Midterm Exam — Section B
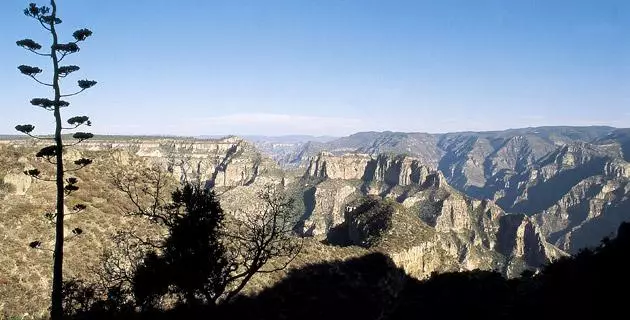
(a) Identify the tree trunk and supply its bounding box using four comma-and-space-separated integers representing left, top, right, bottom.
49, 0, 65, 318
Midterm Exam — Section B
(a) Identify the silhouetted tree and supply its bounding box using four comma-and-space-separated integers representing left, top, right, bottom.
106, 154, 302, 308
15, 1, 97, 318
133, 183, 233, 308
62, 279, 99, 316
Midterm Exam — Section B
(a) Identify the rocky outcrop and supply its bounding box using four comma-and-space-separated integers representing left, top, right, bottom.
149, 138, 283, 188
404, 182, 559, 276
263, 130, 630, 253
305, 152, 371, 180
8, 137, 285, 190
2, 173, 31, 195
389, 238, 462, 278
487, 135, 556, 176
283, 128, 630, 253
435, 134, 630, 252
305, 152, 432, 186
604, 160, 630, 179
298, 151, 562, 278
299, 154, 439, 237
438, 136, 493, 189
496, 214, 548, 272
533, 176, 630, 253
330, 192, 561, 279
371, 155, 431, 186
301, 181, 357, 237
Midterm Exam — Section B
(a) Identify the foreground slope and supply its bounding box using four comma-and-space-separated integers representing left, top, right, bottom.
70, 222, 630, 320
1, 135, 566, 317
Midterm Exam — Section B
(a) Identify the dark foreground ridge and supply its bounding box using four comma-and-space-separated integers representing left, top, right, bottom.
68, 222, 630, 320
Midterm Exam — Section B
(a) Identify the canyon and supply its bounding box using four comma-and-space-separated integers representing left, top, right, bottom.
1, 126, 629, 316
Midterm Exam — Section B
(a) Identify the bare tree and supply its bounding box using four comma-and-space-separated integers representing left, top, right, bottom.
15, 2, 97, 318
223, 184, 303, 301
106, 150, 178, 225
104, 158, 302, 306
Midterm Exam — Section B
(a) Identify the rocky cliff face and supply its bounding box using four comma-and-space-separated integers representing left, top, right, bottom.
5, 137, 284, 190
300, 153, 434, 236
278, 127, 630, 253
306, 152, 432, 185
436, 131, 630, 254
471, 142, 630, 253
297, 152, 562, 278
532, 176, 630, 253
305, 152, 372, 180
300, 180, 358, 237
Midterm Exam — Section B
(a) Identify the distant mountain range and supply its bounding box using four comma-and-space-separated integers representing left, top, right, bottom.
243, 126, 619, 166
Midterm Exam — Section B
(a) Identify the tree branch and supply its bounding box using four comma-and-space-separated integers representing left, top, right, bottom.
27, 48, 51, 57
33, 246, 55, 254
39, 19, 52, 31
31, 175, 56, 182
258, 238, 303, 274
116, 230, 166, 250
29, 75, 53, 87
64, 139, 90, 147
22, 132, 55, 140
58, 52, 68, 62
63, 165, 89, 173
60, 88, 86, 98
44, 157, 57, 165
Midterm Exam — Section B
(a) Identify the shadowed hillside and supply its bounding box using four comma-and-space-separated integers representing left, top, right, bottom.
64, 221, 630, 320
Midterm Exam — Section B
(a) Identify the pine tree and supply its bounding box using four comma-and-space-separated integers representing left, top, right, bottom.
15, 1, 97, 318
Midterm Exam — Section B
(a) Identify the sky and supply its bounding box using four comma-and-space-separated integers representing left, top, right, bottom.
1, 0, 629, 137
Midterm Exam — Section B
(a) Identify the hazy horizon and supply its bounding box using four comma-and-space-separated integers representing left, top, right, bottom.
1, 124, 626, 140
2, 0, 628, 136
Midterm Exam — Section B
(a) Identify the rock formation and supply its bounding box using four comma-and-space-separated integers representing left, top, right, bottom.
297, 152, 563, 278
271, 126, 630, 252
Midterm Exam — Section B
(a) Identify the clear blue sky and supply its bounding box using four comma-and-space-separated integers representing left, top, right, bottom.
1, 0, 629, 136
